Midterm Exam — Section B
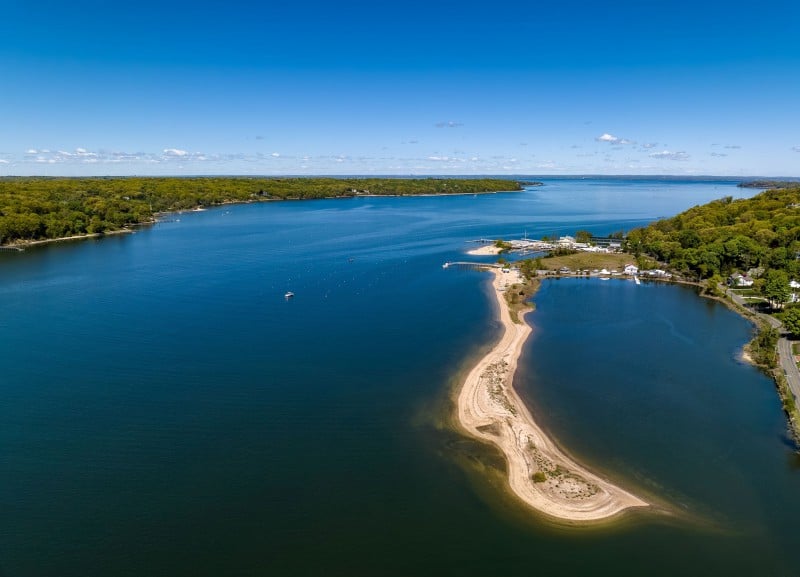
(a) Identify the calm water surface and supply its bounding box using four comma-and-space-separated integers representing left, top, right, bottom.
1, 178, 795, 576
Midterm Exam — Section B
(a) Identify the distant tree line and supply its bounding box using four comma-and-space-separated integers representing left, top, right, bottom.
0, 177, 522, 244
738, 180, 800, 189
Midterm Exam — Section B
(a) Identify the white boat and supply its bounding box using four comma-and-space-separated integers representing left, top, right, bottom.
285, 291, 295, 299
634, 276, 641, 285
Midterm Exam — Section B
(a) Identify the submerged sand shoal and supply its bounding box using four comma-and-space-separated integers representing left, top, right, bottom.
456, 268, 648, 521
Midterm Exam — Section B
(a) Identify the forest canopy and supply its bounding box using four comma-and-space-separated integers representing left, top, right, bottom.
0, 177, 522, 244
625, 187, 800, 280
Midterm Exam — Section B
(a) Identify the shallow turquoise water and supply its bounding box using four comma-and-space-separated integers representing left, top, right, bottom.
1, 178, 794, 576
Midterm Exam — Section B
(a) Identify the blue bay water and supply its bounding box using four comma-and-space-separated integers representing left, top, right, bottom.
0, 178, 795, 576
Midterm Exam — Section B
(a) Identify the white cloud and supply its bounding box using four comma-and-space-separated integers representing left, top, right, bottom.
641, 142, 658, 149
17, 147, 227, 165
0, 159, 9, 164
596, 133, 619, 143
109, 151, 145, 161
649, 150, 690, 161
163, 148, 188, 157
710, 152, 728, 157
724, 145, 741, 149
792, 146, 800, 153
596, 133, 635, 145
435, 121, 463, 128
25, 148, 37, 154
271, 152, 280, 157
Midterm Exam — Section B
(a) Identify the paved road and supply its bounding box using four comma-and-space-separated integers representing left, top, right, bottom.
726, 288, 800, 414
778, 338, 800, 411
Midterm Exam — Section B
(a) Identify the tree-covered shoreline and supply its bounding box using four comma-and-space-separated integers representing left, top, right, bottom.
0, 177, 523, 245
738, 180, 800, 189
625, 186, 800, 282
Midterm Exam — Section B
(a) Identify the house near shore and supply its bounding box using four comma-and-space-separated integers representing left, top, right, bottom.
729, 273, 754, 287
789, 280, 800, 303
642, 269, 671, 278
623, 264, 639, 275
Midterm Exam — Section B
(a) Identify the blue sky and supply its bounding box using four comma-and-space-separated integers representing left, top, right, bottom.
2, 0, 799, 176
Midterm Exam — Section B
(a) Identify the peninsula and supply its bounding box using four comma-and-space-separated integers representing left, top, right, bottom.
457, 266, 647, 521
0, 177, 525, 246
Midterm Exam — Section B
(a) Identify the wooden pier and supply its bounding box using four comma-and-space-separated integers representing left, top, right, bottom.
443, 261, 504, 270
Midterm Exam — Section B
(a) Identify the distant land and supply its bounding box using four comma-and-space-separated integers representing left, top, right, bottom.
738, 179, 800, 189
0, 177, 524, 246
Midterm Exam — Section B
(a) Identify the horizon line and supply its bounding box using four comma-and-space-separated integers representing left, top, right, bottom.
2, 174, 799, 180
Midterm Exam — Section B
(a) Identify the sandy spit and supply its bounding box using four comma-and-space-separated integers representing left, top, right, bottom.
466, 244, 502, 256
456, 268, 648, 521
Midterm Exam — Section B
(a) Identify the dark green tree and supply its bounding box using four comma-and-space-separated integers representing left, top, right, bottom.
763, 269, 791, 309
783, 307, 800, 337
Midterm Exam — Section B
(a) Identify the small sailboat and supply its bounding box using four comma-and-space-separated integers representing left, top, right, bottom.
284, 291, 295, 299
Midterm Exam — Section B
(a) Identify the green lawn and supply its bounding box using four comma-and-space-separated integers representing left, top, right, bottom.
538, 252, 635, 271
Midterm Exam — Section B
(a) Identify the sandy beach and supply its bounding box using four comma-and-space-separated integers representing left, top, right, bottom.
3, 228, 136, 249
466, 244, 502, 256
457, 268, 648, 521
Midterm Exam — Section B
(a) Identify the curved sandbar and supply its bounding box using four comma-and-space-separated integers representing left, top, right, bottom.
457, 268, 647, 521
